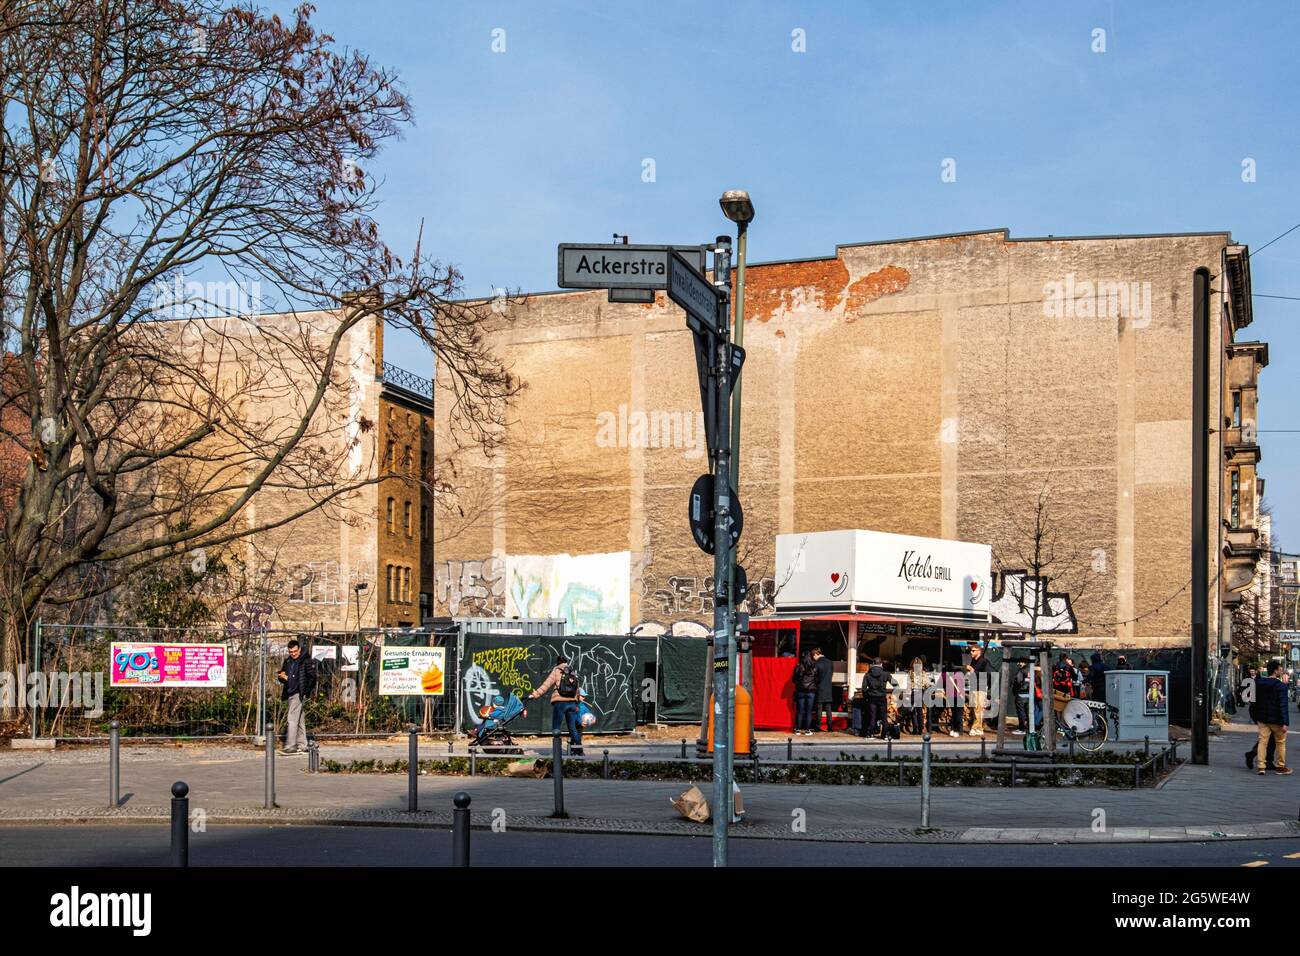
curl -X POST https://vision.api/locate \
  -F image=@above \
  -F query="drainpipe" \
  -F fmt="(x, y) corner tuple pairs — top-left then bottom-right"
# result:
(1191, 267), (1210, 765)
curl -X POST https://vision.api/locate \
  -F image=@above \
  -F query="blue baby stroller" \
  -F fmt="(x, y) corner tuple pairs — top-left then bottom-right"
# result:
(469, 693), (526, 753)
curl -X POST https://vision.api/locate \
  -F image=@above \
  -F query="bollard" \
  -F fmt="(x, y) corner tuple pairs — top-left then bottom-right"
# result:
(447, 740), (454, 755)
(551, 733), (567, 818)
(109, 720), (120, 809)
(469, 750), (476, 777)
(1068, 736), (1075, 759)
(920, 733), (932, 827)
(452, 792), (471, 867)
(981, 736), (987, 760)
(1144, 735), (1150, 757)
(897, 759), (905, 786)
(307, 739), (319, 774)
(602, 749), (610, 780)
(681, 738), (687, 759)
(264, 722), (275, 809)
(787, 736), (793, 760)
(1134, 755), (1142, 789)
(170, 781), (189, 868)
(1010, 758), (1017, 788)
(886, 736), (892, 760)
(408, 725), (419, 812)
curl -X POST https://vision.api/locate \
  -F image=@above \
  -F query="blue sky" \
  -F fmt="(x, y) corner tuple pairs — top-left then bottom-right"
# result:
(288, 0), (1300, 544)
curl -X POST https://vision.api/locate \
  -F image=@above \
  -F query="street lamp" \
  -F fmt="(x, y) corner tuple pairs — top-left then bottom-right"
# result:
(719, 189), (754, 828)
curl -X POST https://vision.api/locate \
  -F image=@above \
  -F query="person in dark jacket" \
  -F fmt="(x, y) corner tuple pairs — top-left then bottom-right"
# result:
(812, 648), (835, 733)
(862, 658), (896, 738)
(1089, 652), (1108, 705)
(1253, 659), (1292, 775)
(792, 651), (818, 735)
(276, 639), (318, 755)
(1012, 661), (1031, 734)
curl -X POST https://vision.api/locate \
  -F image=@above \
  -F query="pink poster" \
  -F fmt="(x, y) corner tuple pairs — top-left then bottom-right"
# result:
(110, 642), (228, 688)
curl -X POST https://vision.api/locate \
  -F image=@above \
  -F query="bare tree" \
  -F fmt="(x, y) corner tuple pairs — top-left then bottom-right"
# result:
(991, 482), (1099, 640)
(0, 0), (519, 675)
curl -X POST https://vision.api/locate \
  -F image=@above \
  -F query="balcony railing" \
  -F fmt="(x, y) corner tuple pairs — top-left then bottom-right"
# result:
(381, 361), (433, 400)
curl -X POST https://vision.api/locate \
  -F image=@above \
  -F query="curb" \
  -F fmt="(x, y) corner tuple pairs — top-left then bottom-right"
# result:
(1, 807), (1297, 845)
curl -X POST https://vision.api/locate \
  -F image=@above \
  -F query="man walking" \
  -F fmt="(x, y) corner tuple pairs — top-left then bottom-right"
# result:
(1254, 659), (1291, 776)
(1089, 652), (1108, 705)
(276, 638), (317, 755)
(527, 655), (586, 755)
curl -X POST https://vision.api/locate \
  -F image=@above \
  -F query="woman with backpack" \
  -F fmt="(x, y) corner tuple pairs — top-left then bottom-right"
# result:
(526, 655), (586, 755)
(792, 651), (818, 736)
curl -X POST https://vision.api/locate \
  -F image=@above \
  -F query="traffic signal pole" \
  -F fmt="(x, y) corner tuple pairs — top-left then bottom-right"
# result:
(710, 235), (733, 868)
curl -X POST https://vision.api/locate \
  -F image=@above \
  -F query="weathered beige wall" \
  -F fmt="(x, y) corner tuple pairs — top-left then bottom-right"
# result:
(435, 231), (1237, 647)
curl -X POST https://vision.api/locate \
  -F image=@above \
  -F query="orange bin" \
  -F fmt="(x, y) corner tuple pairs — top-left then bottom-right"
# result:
(706, 682), (753, 755)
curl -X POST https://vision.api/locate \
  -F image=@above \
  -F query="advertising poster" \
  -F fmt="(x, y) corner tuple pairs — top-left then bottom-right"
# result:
(110, 642), (228, 688)
(378, 646), (446, 696)
(1144, 674), (1168, 716)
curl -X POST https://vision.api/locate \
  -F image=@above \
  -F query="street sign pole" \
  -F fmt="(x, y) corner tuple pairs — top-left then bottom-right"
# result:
(708, 236), (733, 868)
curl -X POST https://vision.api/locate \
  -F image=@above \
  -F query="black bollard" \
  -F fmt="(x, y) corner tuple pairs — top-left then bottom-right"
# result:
(981, 736), (987, 760)
(1010, 758), (1017, 788)
(602, 749), (610, 780)
(408, 725), (419, 812)
(109, 720), (120, 809)
(452, 792), (471, 867)
(170, 781), (189, 868)
(786, 736), (793, 760)
(1144, 735), (1150, 757)
(551, 733), (567, 818)
(680, 737), (687, 759)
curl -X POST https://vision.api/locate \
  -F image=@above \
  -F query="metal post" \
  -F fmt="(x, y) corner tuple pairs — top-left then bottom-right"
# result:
(109, 720), (120, 808)
(30, 620), (41, 740)
(551, 732), (567, 818)
(786, 737), (793, 760)
(1134, 755), (1142, 789)
(264, 722), (275, 809)
(710, 233), (734, 867)
(170, 781), (189, 867)
(602, 749), (610, 780)
(1144, 735), (1151, 757)
(681, 738), (687, 759)
(725, 221), (748, 826)
(258, 629), (267, 741)
(921, 733), (932, 826)
(452, 792), (471, 867)
(308, 739), (319, 773)
(1010, 758), (1017, 787)
(408, 725), (419, 812)
(469, 750), (476, 777)
(886, 736), (892, 760)
(897, 759), (905, 786)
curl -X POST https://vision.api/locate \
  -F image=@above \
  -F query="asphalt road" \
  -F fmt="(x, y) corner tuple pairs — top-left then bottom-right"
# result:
(5, 824), (1300, 867)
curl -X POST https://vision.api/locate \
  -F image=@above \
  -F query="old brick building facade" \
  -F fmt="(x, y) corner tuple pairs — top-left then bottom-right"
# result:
(433, 229), (1266, 650)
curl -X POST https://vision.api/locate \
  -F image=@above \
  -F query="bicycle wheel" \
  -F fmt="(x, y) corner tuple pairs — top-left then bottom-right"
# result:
(1076, 712), (1108, 753)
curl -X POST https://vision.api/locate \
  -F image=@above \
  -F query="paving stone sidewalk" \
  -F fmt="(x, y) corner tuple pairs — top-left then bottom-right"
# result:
(1, 716), (1297, 844)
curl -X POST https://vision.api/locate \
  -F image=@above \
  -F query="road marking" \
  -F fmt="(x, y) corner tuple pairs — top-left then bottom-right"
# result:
(1242, 860), (1269, 867)
(1285, 852), (1300, 859)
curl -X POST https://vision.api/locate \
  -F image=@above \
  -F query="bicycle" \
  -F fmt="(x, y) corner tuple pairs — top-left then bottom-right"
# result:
(1023, 697), (1117, 753)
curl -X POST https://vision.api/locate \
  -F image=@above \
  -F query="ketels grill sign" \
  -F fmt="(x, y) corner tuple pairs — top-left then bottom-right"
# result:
(775, 530), (992, 622)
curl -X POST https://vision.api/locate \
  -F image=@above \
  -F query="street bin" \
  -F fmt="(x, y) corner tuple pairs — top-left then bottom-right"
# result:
(1106, 670), (1169, 743)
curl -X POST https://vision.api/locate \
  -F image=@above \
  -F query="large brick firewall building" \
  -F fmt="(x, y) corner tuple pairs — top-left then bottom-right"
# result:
(433, 228), (1266, 651)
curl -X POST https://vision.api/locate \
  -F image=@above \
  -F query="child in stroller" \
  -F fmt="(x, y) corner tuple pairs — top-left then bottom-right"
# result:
(469, 693), (527, 752)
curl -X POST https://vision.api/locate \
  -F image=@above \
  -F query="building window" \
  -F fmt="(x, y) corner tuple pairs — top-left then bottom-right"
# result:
(1232, 391), (1242, 428)
(1231, 470), (1240, 527)
(386, 497), (394, 532)
(402, 567), (412, 603)
(385, 564), (394, 602)
(403, 501), (412, 537)
(404, 445), (412, 474)
(421, 504), (429, 539)
(386, 440), (395, 470)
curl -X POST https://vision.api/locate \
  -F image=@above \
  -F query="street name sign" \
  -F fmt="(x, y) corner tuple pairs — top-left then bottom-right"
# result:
(557, 243), (705, 290)
(668, 251), (723, 334)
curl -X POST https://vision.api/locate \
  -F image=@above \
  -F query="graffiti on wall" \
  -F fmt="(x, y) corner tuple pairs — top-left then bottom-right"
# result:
(225, 601), (273, 633)
(990, 570), (1077, 633)
(435, 557), (506, 617)
(505, 552), (630, 634)
(644, 573), (776, 619)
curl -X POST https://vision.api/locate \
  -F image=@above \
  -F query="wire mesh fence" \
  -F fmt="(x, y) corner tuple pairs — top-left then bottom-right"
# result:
(31, 623), (461, 739)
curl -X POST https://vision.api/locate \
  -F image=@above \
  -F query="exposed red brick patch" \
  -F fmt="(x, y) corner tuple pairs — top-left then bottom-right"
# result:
(774, 329), (786, 338)
(742, 258), (849, 322)
(843, 265), (911, 320)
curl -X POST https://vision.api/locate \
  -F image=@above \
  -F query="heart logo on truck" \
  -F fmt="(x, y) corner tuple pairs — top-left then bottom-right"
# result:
(829, 571), (849, 598)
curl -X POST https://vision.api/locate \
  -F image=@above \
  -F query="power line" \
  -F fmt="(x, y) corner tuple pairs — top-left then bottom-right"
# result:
(1250, 220), (1300, 259)
(1253, 293), (1300, 301)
